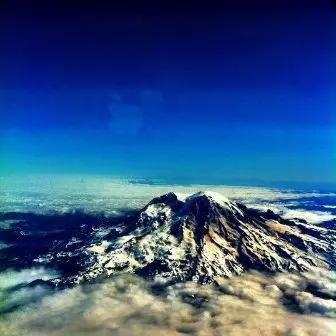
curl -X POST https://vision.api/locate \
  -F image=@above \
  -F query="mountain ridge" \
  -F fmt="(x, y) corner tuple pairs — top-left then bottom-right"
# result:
(56, 191), (335, 286)
(1, 191), (335, 287)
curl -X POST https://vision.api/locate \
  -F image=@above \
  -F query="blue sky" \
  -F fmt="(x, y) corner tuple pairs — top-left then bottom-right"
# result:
(1, 2), (336, 185)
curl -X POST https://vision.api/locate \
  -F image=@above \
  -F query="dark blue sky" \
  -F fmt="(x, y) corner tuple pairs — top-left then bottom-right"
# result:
(1, 1), (336, 185)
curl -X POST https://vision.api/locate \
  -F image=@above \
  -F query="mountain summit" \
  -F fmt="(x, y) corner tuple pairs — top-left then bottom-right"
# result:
(56, 191), (335, 285)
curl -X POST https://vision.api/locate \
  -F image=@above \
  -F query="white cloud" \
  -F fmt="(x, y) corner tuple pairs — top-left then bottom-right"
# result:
(1, 175), (335, 224)
(281, 209), (336, 224)
(1, 271), (335, 336)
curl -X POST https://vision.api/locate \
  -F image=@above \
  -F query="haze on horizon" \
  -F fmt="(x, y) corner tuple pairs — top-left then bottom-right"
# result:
(1, 1), (335, 186)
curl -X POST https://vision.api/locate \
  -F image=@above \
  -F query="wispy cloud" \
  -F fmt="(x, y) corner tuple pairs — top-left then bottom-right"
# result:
(0, 268), (59, 290)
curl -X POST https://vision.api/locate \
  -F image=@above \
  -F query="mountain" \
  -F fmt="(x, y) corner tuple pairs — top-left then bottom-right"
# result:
(48, 191), (334, 286)
(1, 191), (335, 287)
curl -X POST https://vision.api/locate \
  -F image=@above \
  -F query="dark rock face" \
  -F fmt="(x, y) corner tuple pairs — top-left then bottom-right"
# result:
(1, 192), (335, 286)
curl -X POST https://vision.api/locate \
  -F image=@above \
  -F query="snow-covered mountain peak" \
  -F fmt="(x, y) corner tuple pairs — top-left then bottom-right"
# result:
(184, 191), (243, 213)
(12, 191), (334, 287)
(185, 190), (231, 204)
(147, 190), (243, 218)
(152, 190), (233, 205)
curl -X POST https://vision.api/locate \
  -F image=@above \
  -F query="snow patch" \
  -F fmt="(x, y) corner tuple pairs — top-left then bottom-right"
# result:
(143, 204), (161, 217)
(87, 240), (110, 255)
(174, 192), (190, 202)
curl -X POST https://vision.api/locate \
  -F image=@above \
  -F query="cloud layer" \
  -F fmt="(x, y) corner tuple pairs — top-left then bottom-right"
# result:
(1, 270), (335, 336)
(1, 175), (335, 225)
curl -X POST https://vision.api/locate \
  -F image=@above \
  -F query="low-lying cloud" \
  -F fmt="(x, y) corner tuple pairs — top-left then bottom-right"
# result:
(2, 175), (335, 225)
(0, 268), (60, 315)
(1, 270), (335, 336)
(0, 268), (60, 290)
(281, 209), (336, 224)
